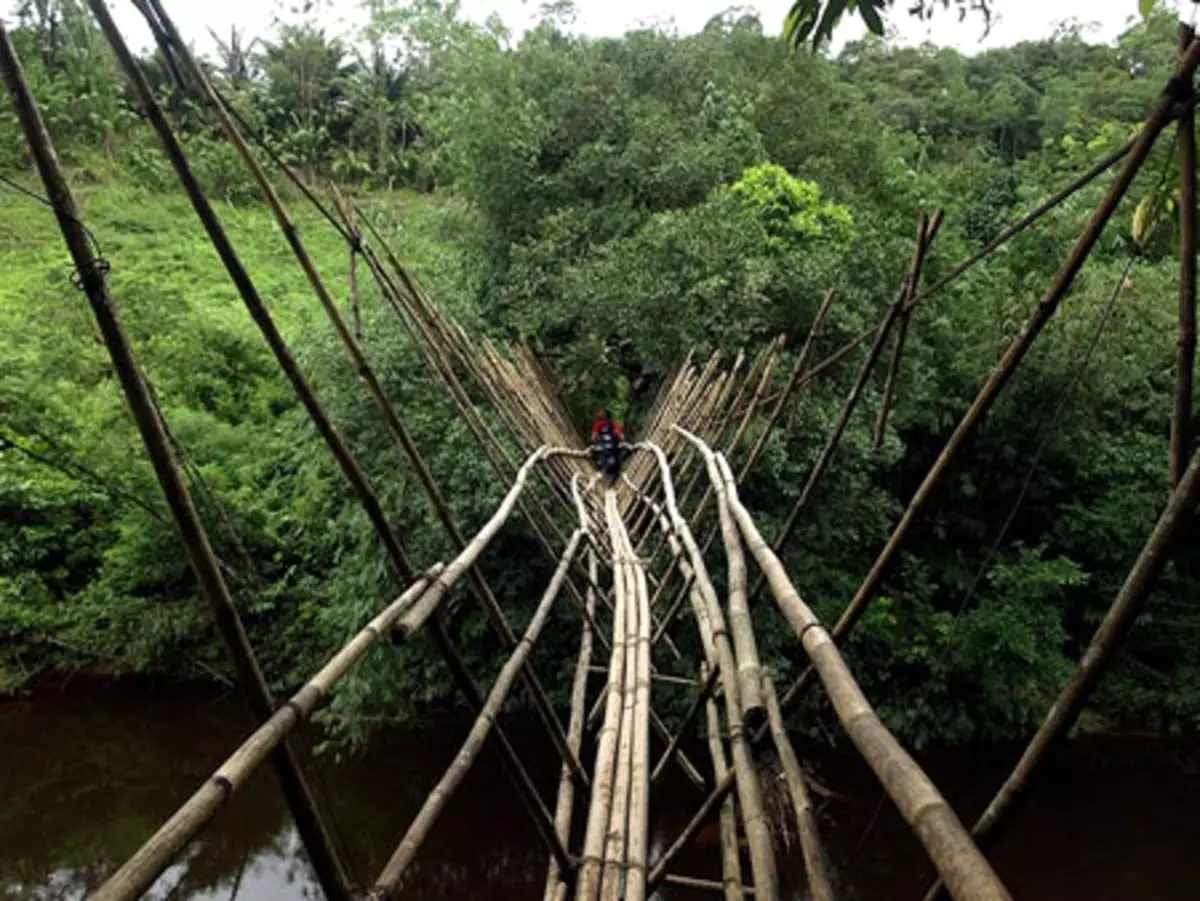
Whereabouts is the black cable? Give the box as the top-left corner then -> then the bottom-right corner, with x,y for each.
0,172 -> 111,286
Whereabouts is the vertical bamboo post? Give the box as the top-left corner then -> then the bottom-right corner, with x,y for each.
920,443 -> 1200,901
86,0 -> 412,580
738,289 -> 837,483
825,44 -> 1200,653
1173,22 -> 1197,488
544,547 -> 598,901
763,210 -> 942,573
0,23 -> 353,901
704,679 -> 746,901
762,675 -> 836,901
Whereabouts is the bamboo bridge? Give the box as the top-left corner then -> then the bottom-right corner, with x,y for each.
4,5 -> 1200,901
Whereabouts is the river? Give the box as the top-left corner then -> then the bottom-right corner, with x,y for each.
2,686 -> 1198,900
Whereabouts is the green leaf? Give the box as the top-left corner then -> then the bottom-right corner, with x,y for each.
859,0 -> 885,35
1139,0 -> 1155,18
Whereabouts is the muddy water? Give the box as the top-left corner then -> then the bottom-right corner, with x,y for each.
2,687 -> 1198,900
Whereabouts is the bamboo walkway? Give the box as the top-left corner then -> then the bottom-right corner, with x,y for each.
4,7 -> 1200,901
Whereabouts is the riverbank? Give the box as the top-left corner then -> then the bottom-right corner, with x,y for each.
3,687 -> 1198,900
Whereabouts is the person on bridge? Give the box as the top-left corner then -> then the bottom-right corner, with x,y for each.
590,409 -> 626,486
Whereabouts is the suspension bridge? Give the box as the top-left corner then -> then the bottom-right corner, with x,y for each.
3,4 -> 1200,901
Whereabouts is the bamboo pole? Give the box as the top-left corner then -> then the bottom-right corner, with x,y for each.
395,446 -> 553,636
687,433 -> 767,729
599,491 -> 638,901
739,289 -> 837,483
624,500 -> 653,901
425,613 -> 573,874
87,0 -> 413,582
641,442 -> 778,898
371,531 -> 583,897
710,439 -> 1011,901
544,546 -> 598,901
762,210 -> 943,573
921,443 -> 1200,901
651,665 -> 721,785
91,568 -> 442,901
1173,22 -> 1197,488
820,46 -> 1200,667
141,1 -> 585,785
663,874 -> 757,896
575,502 -> 628,901
705,675 -> 746,901
0,23 -> 354,901
762,675 -> 835,901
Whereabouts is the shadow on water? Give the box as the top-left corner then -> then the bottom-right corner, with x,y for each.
2,686 -> 1198,900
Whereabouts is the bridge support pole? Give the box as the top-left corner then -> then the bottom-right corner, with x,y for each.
0,22 -> 353,901
1173,22 -> 1197,488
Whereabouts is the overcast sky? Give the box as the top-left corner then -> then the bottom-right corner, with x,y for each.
7,0 -> 1200,56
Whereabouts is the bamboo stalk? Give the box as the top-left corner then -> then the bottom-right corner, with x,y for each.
705,676 -> 746,901
824,44 -> 1200,663
762,675 -> 835,901
544,548 -> 599,901
921,443 -> 1200,901
624,503 -> 653,901
141,1 -> 585,787
1173,22 -> 1197,488
641,442 -> 778,898
739,289 -> 837,483
599,491 -> 638,901
575,503 -> 628,901
686,433 -> 767,730
425,613 -> 573,874
762,210 -> 943,574
372,532 -> 583,896
86,0 -> 413,583
0,23 -> 354,901
395,446 -> 551,635
651,665 -> 721,785
91,568 -> 442,901
711,440 -> 1011,901
662,874 -> 757,896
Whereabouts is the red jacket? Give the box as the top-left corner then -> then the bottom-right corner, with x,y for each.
591,412 -> 624,442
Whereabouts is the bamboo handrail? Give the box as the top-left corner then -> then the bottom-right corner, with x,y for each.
91,568 -> 443,901
707,437 -> 1012,901
640,442 -> 778,898
688,435 -> 767,730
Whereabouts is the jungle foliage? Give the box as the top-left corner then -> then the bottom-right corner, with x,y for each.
1,0 -> 1199,747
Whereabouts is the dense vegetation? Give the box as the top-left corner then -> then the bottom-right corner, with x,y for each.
2,0 -> 1198,747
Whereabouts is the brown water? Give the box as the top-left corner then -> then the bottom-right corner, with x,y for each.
2,686 -> 1198,900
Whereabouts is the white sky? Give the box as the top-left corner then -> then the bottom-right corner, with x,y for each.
5,0 -> 1200,57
